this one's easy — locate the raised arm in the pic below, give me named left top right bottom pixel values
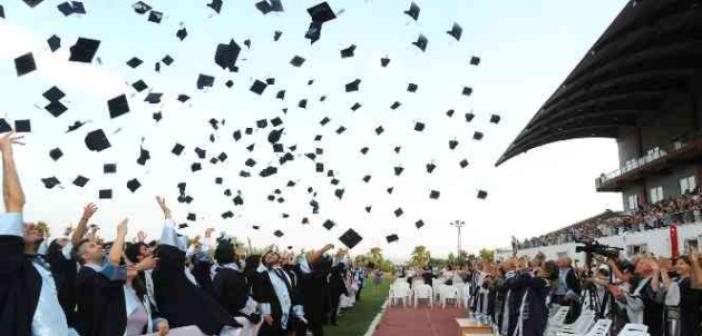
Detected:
left=156, top=196, right=182, bottom=249
left=308, top=243, right=334, bottom=265
left=108, top=219, right=128, bottom=266
left=72, top=203, right=98, bottom=246
left=690, top=248, right=702, bottom=289
left=608, top=259, right=624, bottom=282
left=0, top=132, right=25, bottom=213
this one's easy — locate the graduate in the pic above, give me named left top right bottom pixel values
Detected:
left=294, top=244, right=334, bottom=336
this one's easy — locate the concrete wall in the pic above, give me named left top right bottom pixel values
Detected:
left=496, top=222, right=702, bottom=262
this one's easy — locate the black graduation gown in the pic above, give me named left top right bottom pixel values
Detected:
left=642, top=280, right=665, bottom=336
left=499, top=273, right=526, bottom=336
left=513, top=274, right=549, bottom=336
left=46, top=248, right=78, bottom=325
left=0, top=235, right=41, bottom=336
left=212, top=267, right=250, bottom=316
left=296, top=266, right=325, bottom=335
left=152, top=245, right=240, bottom=335
left=192, top=257, right=215, bottom=296
left=75, top=266, right=127, bottom=336
left=675, top=278, right=702, bottom=336
left=253, top=268, right=300, bottom=335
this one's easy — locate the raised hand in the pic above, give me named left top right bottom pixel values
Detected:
left=82, top=203, right=98, bottom=220
left=137, top=230, right=147, bottom=242
left=155, top=196, right=172, bottom=219
left=116, top=218, right=128, bottom=238
left=137, top=255, right=159, bottom=271
left=204, top=227, right=215, bottom=238
left=0, top=131, right=25, bottom=152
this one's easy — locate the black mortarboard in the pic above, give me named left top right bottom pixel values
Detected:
left=473, top=131, right=484, bottom=140
left=394, top=166, right=404, bottom=176
left=270, top=0, right=283, bottom=11
left=308, top=2, right=335, bottom=22
left=148, top=11, right=162, bottom=23
left=47, top=35, right=61, bottom=52
left=187, top=213, right=196, bottom=221
left=320, top=117, right=330, bottom=126
left=191, top=163, right=202, bottom=172
left=271, top=117, right=283, bottom=127
left=339, top=229, right=362, bottom=249
left=103, top=163, right=116, bottom=174
left=477, top=190, right=488, bottom=199
left=132, top=1, right=151, bottom=14
left=176, top=27, right=188, bottom=41
left=360, top=147, right=369, bottom=155
left=265, top=77, right=275, bottom=85
left=127, top=178, right=141, bottom=192
left=214, top=39, right=241, bottom=72
left=404, top=2, right=419, bottom=21
left=208, top=0, right=223, bottom=13
left=194, top=147, right=206, bottom=159
left=322, top=219, right=335, bottom=230
left=412, top=34, right=427, bottom=52
left=252, top=225, right=260, bottom=230
left=407, top=83, right=418, bottom=92
left=462, top=87, right=473, bottom=96
left=218, top=152, right=227, bottom=162
left=132, top=80, right=148, bottom=92
left=0, top=5, right=4, bottom=18
left=365, top=206, right=372, bottom=213
left=69, top=38, right=100, bottom=63
left=221, top=211, right=234, bottom=219
left=429, top=190, right=440, bottom=199
left=107, top=94, right=130, bottom=118
left=414, top=122, right=425, bottom=132
left=232, top=130, right=242, bottom=141
left=152, top=112, right=162, bottom=122
left=386, top=234, right=399, bottom=243
left=49, top=148, right=63, bottom=161
left=177, top=94, right=190, bottom=102
left=245, top=158, right=256, bottom=167
left=43, top=86, right=65, bottom=101
left=23, top=0, right=44, bottom=8
left=14, top=53, right=36, bottom=76
left=71, top=2, right=86, bottom=14
left=225, top=80, right=234, bottom=88
left=14, top=120, right=31, bottom=133
left=465, top=113, right=475, bottom=122
left=449, top=140, right=458, bottom=150
left=178, top=223, right=189, bottom=229
left=415, top=220, right=425, bottom=229
left=380, top=57, right=390, bottom=67
left=336, top=126, right=346, bottom=134
left=126, top=57, right=143, bottom=68
left=255, top=0, right=272, bottom=14
left=470, top=56, right=481, bottom=66
left=225, top=189, right=233, bottom=197
left=73, top=175, right=89, bottom=187
left=446, top=109, right=455, bottom=117
left=274, top=30, right=283, bottom=41
left=490, top=114, right=501, bottom=124
left=0, top=119, right=10, bottom=133
left=334, top=188, right=344, bottom=199
left=137, top=147, right=150, bottom=165
left=85, top=129, right=111, bottom=152
left=345, top=79, right=361, bottom=92
left=57, top=2, right=73, bottom=16
left=144, top=92, right=162, bottom=104
left=170, top=143, right=184, bottom=156
left=66, top=120, right=85, bottom=133
left=250, top=80, right=267, bottom=95
left=394, top=208, right=403, bottom=217
left=340, top=44, right=356, bottom=58
left=268, top=128, right=284, bottom=144
left=259, top=166, right=278, bottom=177
left=351, top=103, right=362, bottom=111
left=42, top=177, right=61, bottom=189
left=315, top=163, right=324, bottom=173
left=362, top=175, right=371, bottom=183
left=215, top=177, right=223, bottom=185
left=273, top=230, right=284, bottom=238
left=390, top=101, right=401, bottom=110
left=276, top=90, right=286, bottom=99
left=161, top=55, right=174, bottom=66
left=426, top=162, right=436, bottom=173
left=290, top=55, right=305, bottom=67
left=460, top=159, right=469, bottom=168
left=197, top=74, right=215, bottom=89
left=447, top=22, right=462, bottom=41
left=298, top=99, right=307, bottom=109
left=99, top=189, right=112, bottom=199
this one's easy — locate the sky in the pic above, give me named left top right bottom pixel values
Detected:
left=0, top=0, right=626, bottom=260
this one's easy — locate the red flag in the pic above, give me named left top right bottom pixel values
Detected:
left=670, top=224, right=680, bottom=258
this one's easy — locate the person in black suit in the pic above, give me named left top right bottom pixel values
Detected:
left=74, top=218, right=130, bottom=336
left=552, top=256, right=581, bottom=323
left=294, top=244, right=334, bottom=336
left=328, top=254, right=349, bottom=326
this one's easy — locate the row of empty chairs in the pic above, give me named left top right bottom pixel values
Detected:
left=388, top=278, right=471, bottom=309
left=546, top=305, right=648, bottom=336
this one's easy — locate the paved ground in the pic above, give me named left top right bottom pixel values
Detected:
left=372, top=304, right=468, bottom=336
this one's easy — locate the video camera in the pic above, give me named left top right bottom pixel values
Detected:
left=575, top=238, right=622, bottom=259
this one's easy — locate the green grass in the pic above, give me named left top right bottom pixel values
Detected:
left=325, top=278, right=391, bottom=336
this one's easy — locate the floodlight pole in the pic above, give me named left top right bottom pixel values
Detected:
left=450, top=220, right=466, bottom=258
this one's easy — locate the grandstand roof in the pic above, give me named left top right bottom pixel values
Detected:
left=496, top=0, right=702, bottom=166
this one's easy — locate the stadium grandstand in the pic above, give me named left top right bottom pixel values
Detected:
left=496, top=0, right=702, bottom=260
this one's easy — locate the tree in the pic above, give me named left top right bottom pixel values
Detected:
left=367, top=247, right=384, bottom=268
left=447, top=252, right=456, bottom=265
left=410, top=245, right=431, bottom=268
left=479, top=248, right=495, bottom=262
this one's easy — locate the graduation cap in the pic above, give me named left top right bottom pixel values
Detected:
left=255, top=0, right=273, bottom=14
left=390, top=101, right=401, bottom=110
left=14, top=120, right=31, bottom=133
left=41, top=177, right=61, bottom=189
left=339, top=229, right=362, bottom=249
left=126, top=178, right=141, bottom=192
left=429, top=190, right=440, bottom=199
left=360, top=147, right=369, bottom=155
left=107, top=94, right=129, bottom=118
left=259, top=166, right=278, bottom=177
left=335, top=126, right=346, bottom=134
left=132, top=80, right=148, bottom=92
left=250, top=80, right=267, bottom=95
left=298, top=99, right=308, bottom=109
left=459, top=159, right=469, bottom=168
left=462, top=87, right=473, bottom=96
left=386, top=234, right=399, bottom=243
left=340, top=44, right=356, bottom=58
left=244, top=158, right=256, bottom=167
left=66, top=120, right=86, bottom=133
left=214, top=39, right=241, bottom=71
left=136, top=147, right=150, bottom=165
left=187, top=213, right=196, bottom=221
left=465, top=113, right=475, bottom=123
left=208, top=0, right=223, bottom=13
left=178, top=223, right=189, bottom=229
left=334, top=188, right=345, bottom=199
left=319, top=117, right=330, bottom=126
left=415, top=220, right=425, bottom=229
left=351, top=102, right=362, bottom=111
left=221, top=211, right=234, bottom=219
left=177, top=94, right=190, bottom=102
left=99, top=189, right=112, bottom=199
left=161, top=55, right=174, bottom=66
left=132, top=1, right=151, bottom=14
left=14, top=53, right=36, bottom=77
left=197, top=74, right=215, bottom=89
left=103, top=163, right=117, bottom=174
left=273, top=230, right=284, bottom=238
left=225, top=80, right=234, bottom=88
left=72, top=2, right=86, bottom=14
left=322, top=219, right=335, bottom=230
left=446, top=109, right=455, bottom=117
left=191, top=163, right=202, bottom=172
left=449, top=140, right=458, bottom=150
left=73, top=175, right=89, bottom=187
left=47, top=35, right=61, bottom=52
left=412, top=34, right=427, bottom=52
left=447, top=22, right=462, bottom=41
left=85, top=129, right=111, bottom=152
left=365, top=205, right=372, bottom=213
left=426, top=162, right=436, bottom=173
left=274, top=30, right=283, bottom=41
left=345, top=79, right=361, bottom=92
left=394, top=208, right=403, bottom=217
left=470, top=56, right=481, bottom=66
left=414, top=122, right=425, bottom=132
left=315, top=163, right=324, bottom=172
left=148, top=11, right=162, bottom=23
left=57, top=2, right=74, bottom=16
left=215, top=177, right=223, bottom=184
left=268, top=128, right=284, bottom=144
left=69, top=38, right=100, bottom=63
left=407, top=83, right=418, bottom=92
left=473, top=131, right=484, bottom=140
left=194, top=147, right=206, bottom=159
left=49, top=148, right=63, bottom=161
left=0, top=5, right=4, bottom=18
left=144, top=92, right=162, bottom=104
left=404, top=2, right=420, bottom=21
left=276, top=90, right=286, bottom=99
left=393, top=166, right=404, bottom=176
left=477, top=190, right=488, bottom=199
left=490, top=114, right=501, bottom=124
left=0, top=119, right=10, bottom=133
left=176, top=27, right=187, bottom=41
left=233, top=194, right=244, bottom=205
left=290, top=55, right=305, bottom=67
left=152, top=112, right=162, bottom=122
left=305, top=2, right=336, bottom=43
left=125, top=58, right=143, bottom=70
left=271, top=117, right=283, bottom=127
left=380, top=57, right=390, bottom=67
left=23, top=0, right=44, bottom=8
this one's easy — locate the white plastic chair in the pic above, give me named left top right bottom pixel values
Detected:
left=616, top=323, right=649, bottom=336
left=455, top=283, right=471, bottom=308
left=555, top=310, right=595, bottom=336
left=432, top=280, right=444, bottom=300
left=584, top=319, right=612, bottom=336
left=545, top=306, right=570, bottom=336
left=439, top=285, right=460, bottom=308
left=413, top=284, right=433, bottom=308
left=388, top=285, right=411, bottom=307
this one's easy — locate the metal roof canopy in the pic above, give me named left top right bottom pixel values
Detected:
left=496, top=0, right=702, bottom=166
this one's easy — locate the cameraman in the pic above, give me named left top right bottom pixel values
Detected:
left=551, top=256, right=581, bottom=323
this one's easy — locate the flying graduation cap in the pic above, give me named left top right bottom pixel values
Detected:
left=305, top=2, right=336, bottom=44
